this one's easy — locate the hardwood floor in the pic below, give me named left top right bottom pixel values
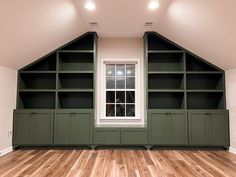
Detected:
left=0, top=149, right=236, bottom=177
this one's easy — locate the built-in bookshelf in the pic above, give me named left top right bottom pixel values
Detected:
left=145, top=32, right=225, bottom=110
left=17, top=32, right=97, bottom=109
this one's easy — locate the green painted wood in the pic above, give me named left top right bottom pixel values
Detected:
left=54, top=112, right=72, bottom=144
left=13, top=110, right=32, bottom=145
left=33, top=112, right=54, bottom=145
left=148, top=111, right=169, bottom=145
left=13, top=109, right=54, bottom=145
left=188, top=111, right=208, bottom=145
left=209, top=111, right=229, bottom=146
left=121, top=128, right=148, bottom=145
left=94, top=128, right=120, bottom=145
left=148, top=110, right=187, bottom=145
left=188, top=110, right=229, bottom=146
left=71, top=111, right=93, bottom=144
left=169, top=112, right=188, bottom=145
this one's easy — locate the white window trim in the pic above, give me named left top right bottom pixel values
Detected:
left=101, top=62, right=139, bottom=120
left=95, top=58, right=146, bottom=127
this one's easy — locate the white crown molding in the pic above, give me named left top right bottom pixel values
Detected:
left=0, top=146, right=13, bottom=157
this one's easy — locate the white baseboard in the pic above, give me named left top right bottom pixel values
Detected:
left=0, top=146, right=13, bottom=157
left=229, top=147, right=236, bottom=154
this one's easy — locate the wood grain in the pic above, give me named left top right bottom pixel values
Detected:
left=0, top=149, right=236, bottom=177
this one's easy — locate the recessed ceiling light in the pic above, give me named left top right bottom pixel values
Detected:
left=85, top=1, right=96, bottom=11
left=148, top=1, right=159, bottom=10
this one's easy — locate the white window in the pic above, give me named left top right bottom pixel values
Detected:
left=97, top=58, right=144, bottom=126
left=105, top=63, right=136, bottom=119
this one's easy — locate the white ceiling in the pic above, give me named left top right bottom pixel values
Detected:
left=0, top=0, right=236, bottom=70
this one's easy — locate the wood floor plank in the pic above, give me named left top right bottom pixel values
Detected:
left=0, top=149, right=236, bottom=177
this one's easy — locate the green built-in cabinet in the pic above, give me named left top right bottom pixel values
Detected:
left=13, top=31, right=229, bottom=149
left=13, top=109, right=54, bottom=145
left=54, top=110, right=93, bottom=145
left=144, top=32, right=229, bottom=148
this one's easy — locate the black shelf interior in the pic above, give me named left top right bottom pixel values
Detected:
left=58, top=73, right=93, bottom=89
left=186, top=73, right=223, bottom=90
left=19, top=73, right=56, bottom=89
left=18, top=92, right=55, bottom=109
left=23, top=53, right=56, bottom=71
left=61, top=34, right=94, bottom=50
left=58, top=92, right=93, bottom=109
left=187, top=92, right=224, bottom=109
left=148, top=92, right=184, bottom=109
left=59, top=52, right=94, bottom=71
left=148, top=53, right=184, bottom=71
left=148, top=74, right=184, bottom=89
left=147, top=34, right=181, bottom=51
left=186, top=53, right=219, bottom=71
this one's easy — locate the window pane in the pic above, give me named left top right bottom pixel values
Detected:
left=116, top=77, right=125, bottom=89
left=106, top=104, right=115, bottom=116
left=126, top=104, right=135, bottom=117
left=126, top=64, right=135, bottom=76
left=116, top=64, right=125, bottom=76
left=106, top=77, right=115, bottom=89
left=126, top=91, right=135, bottom=103
left=116, top=104, right=125, bottom=117
left=126, top=77, right=135, bottom=89
left=116, top=91, right=125, bottom=103
left=106, top=64, right=115, bottom=76
left=106, top=91, right=115, bottom=103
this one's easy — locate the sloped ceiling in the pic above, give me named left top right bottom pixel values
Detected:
left=0, top=0, right=235, bottom=70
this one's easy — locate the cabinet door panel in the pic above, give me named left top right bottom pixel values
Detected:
left=149, top=112, right=169, bottom=145
left=71, top=112, right=93, bottom=144
left=94, top=128, right=120, bottom=145
left=54, top=113, right=71, bottom=144
left=121, top=129, right=148, bottom=145
left=169, top=112, right=188, bottom=145
left=188, top=112, right=208, bottom=145
left=13, top=111, right=32, bottom=145
left=34, top=113, right=53, bottom=145
left=209, top=111, right=229, bottom=146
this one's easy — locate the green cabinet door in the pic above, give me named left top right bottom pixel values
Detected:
left=188, top=110, right=229, bottom=147
left=148, top=111, right=169, bottom=145
left=71, top=110, right=93, bottom=145
left=13, top=109, right=54, bottom=146
left=13, top=110, right=32, bottom=145
left=54, top=110, right=94, bottom=145
left=54, top=111, right=72, bottom=144
left=188, top=111, right=208, bottom=145
left=169, top=112, right=188, bottom=145
left=33, top=111, right=53, bottom=145
left=94, top=128, right=120, bottom=145
left=121, top=128, right=148, bottom=145
left=209, top=111, right=229, bottom=146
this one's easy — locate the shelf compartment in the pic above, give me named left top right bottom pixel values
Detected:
left=147, top=34, right=181, bottom=51
left=148, top=52, right=184, bottom=71
left=61, top=34, right=94, bottom=50
left=58, top=92, right=93, bottom=109
left=58, top=73, right=93, bottom=89
left=18, top=92, right=55, bottom=109
left=23, top=53, right=56, bottom=71
left=186, top=53, right=219, bottom=71
left=187, top=92, right=224, bottom=109
left=148, top=92, right=184, bottom=109
left=19, top=73, right=56, bottom=90
left=186, top=73, right=223, bottom=90
left=59, top=52, right=94, bottom=71
left=148, top=74, right=184, bottom=90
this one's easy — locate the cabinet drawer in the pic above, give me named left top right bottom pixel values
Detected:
left=94, top=128, right=120, bottom=145
left=121, top=128, right=148, bottom=145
